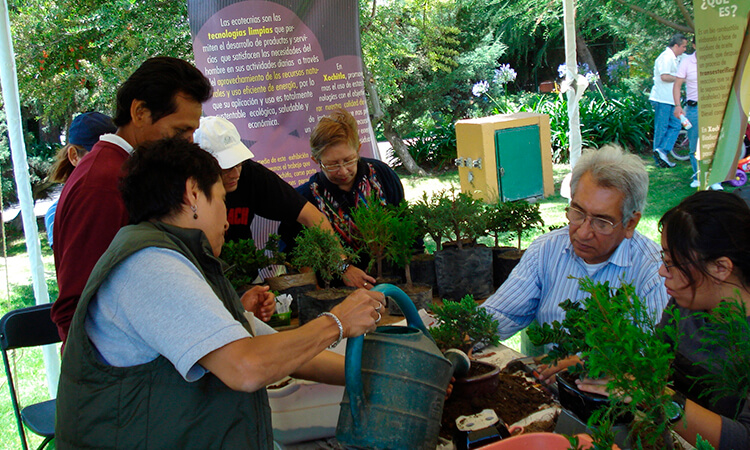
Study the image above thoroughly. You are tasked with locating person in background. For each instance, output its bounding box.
[52,56,211,344]
[45,112,116,248]
[280,108,405,276]
[193,116,375,288]
[55,137,385,448]
[480,144,668,377]
[672,39,723,191]
[650,33,688,169]
[578,190,750,450]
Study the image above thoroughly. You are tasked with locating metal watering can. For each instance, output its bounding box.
[336,284,470,449]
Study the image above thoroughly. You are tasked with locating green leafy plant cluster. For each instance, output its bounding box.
[411,188,486,251]
[485,199,544,249]
[430,295,500,355]
[394,120,457,173]
[386,203,420,287]
[527,278,682,449]
[221,235,284,291]
[291,223,357,289]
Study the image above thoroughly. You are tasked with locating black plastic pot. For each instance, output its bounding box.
[410,254,437,294]
[491,247,521,289]
[388,283,432,316]
[265,272,318,319]
[297,287,355,325]
[434,246,493,300]
[557,371,633,425]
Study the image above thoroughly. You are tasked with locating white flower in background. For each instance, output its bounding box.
[493,64,517,85]
[472,80,490,97]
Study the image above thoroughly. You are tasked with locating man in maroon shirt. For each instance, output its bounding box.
[52,57,212,343]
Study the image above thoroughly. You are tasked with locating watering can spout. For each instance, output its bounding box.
[444,348,471,378]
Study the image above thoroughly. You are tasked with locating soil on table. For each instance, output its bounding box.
[440,365,557,440]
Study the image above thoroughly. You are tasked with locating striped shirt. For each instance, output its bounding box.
[481,226,668,340]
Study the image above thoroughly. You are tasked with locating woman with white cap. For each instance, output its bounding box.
[194,116,375,288]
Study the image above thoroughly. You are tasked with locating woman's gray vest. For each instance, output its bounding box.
[55,222,273,449]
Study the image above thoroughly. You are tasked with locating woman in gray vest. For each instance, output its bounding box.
[55,137,385,449]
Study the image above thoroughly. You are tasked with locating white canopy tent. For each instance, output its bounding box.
[0,0,59,396]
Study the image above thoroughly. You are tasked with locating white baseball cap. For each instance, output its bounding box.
[194,116,254,169]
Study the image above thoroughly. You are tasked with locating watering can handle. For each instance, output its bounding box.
[344,283,432,426]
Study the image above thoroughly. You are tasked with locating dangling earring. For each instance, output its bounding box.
[191,205,198,220]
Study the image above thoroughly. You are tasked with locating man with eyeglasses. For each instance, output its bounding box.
[280,108,405,278]
[481,144,668,379]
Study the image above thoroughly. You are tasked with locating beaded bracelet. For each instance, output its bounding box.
[318,311,344,349]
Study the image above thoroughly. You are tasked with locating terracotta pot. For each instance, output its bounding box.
[297,287,355,325]
[557,371,633,425]
[452,360,501,397]
[265,272,317,318]
[388,283,432,316]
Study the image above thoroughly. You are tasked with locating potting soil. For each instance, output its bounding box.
[440,367,557,439]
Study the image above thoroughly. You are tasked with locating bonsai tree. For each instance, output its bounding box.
[222,234,285,290]
[430,295,500,355]
[350,193,395,279]
[412,191,447,251]
[438,187,487,250]
[487,199,544,251]
[527,278,683,449]
[291,222,357,289]
[387,203,420,289]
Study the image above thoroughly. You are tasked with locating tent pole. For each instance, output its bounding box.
[0,0,60,397]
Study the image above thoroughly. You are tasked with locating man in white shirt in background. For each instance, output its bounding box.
[650,33,688,169]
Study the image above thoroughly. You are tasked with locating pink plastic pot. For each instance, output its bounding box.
[476,432,617,450]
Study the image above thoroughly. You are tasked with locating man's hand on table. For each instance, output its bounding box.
[537,355,582,384]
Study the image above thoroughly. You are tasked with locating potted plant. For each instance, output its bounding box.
[291,222,358,324]
[486,200,544,288]
[222,234,285,292]
[386,203,432,314]
[430,188,493,300]
[408,194,440,291]
[430,295,501,396]
[349,193,398,282]
[527,278,682,449]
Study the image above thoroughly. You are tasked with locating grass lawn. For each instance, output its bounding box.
[0,152,738,448]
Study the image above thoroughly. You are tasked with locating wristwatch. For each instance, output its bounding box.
[668,390,687,425]
[338,260,351,275]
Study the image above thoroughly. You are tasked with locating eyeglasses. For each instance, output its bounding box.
[660,251,676,272]
[660,250,699,273]
[319,157,359,172]
[565,206,621,235]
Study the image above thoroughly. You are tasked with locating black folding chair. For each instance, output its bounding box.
[0,303,60,450]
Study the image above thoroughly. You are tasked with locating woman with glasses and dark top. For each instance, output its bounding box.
[281,108,405,275]
[579,190,750,449]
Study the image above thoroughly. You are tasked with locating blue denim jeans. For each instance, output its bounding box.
[685,104,699,178]
[652,100,682,153]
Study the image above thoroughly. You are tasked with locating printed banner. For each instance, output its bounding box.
[694,0,750,187]
[187,0,377,187]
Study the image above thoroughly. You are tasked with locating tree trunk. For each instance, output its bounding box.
[611,0,693,33]
[405,263,412,289]
[363,60,426,176]
[382,120,428,176]
[575,33,606,97]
